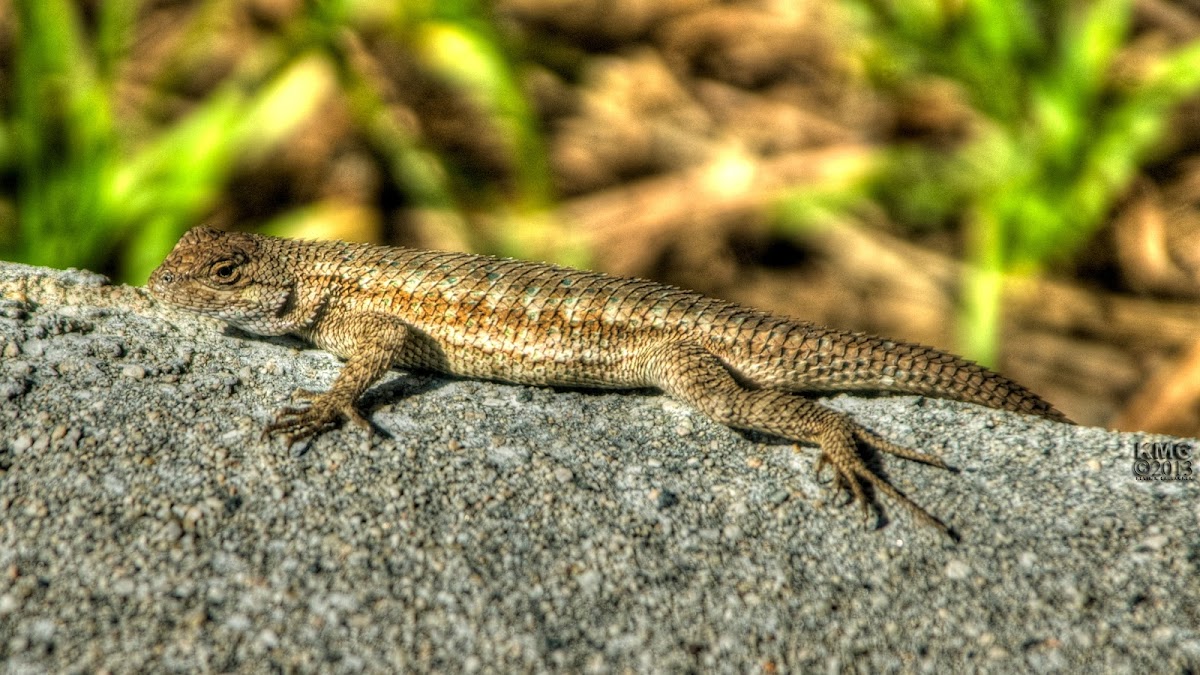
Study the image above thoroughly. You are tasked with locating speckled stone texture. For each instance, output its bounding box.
[1,260,1197,672]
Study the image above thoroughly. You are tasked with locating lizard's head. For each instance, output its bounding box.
[148,227,295,335]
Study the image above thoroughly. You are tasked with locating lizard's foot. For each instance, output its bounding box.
[262,389,372,444]
[810,420,956,539]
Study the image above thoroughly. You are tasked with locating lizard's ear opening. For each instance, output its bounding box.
[272,285,297,318]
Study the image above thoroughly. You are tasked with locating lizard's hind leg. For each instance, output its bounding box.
[642,341,955,537]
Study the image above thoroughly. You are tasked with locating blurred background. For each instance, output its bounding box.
[1,0,1200,434]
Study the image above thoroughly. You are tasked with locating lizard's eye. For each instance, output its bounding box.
[211,260,240,283]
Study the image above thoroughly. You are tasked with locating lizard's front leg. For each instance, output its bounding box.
[642,340,955,537]
[264,311,412,444]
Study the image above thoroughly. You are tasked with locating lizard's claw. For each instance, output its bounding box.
[811,422,955,538]
[811,451,854,507]
[261,390,372,444]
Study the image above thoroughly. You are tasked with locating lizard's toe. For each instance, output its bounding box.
[854,427,950,470]
[290,388,323,403]
[264,402,336,442]
[264,407,334,444]
[262,395,372,443]
[805,419,955,538]
[811,448,860,509]
[812,450,830,480]
[342,404,373,432]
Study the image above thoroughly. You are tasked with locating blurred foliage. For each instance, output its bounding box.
[0,0,548,282]
[845,0,1200,363]
[5,0,318,280]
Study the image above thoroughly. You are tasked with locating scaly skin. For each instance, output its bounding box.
[148,227,1071,537]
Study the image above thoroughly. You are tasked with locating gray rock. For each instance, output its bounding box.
[0,260,1196,672]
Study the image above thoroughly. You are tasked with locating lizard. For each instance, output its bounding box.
[147,226,1071,537]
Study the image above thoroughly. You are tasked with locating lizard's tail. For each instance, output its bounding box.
[719,323,1073,424]
[854,339,1072,423]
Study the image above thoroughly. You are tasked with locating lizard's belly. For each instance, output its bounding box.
[408,321,652,389]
